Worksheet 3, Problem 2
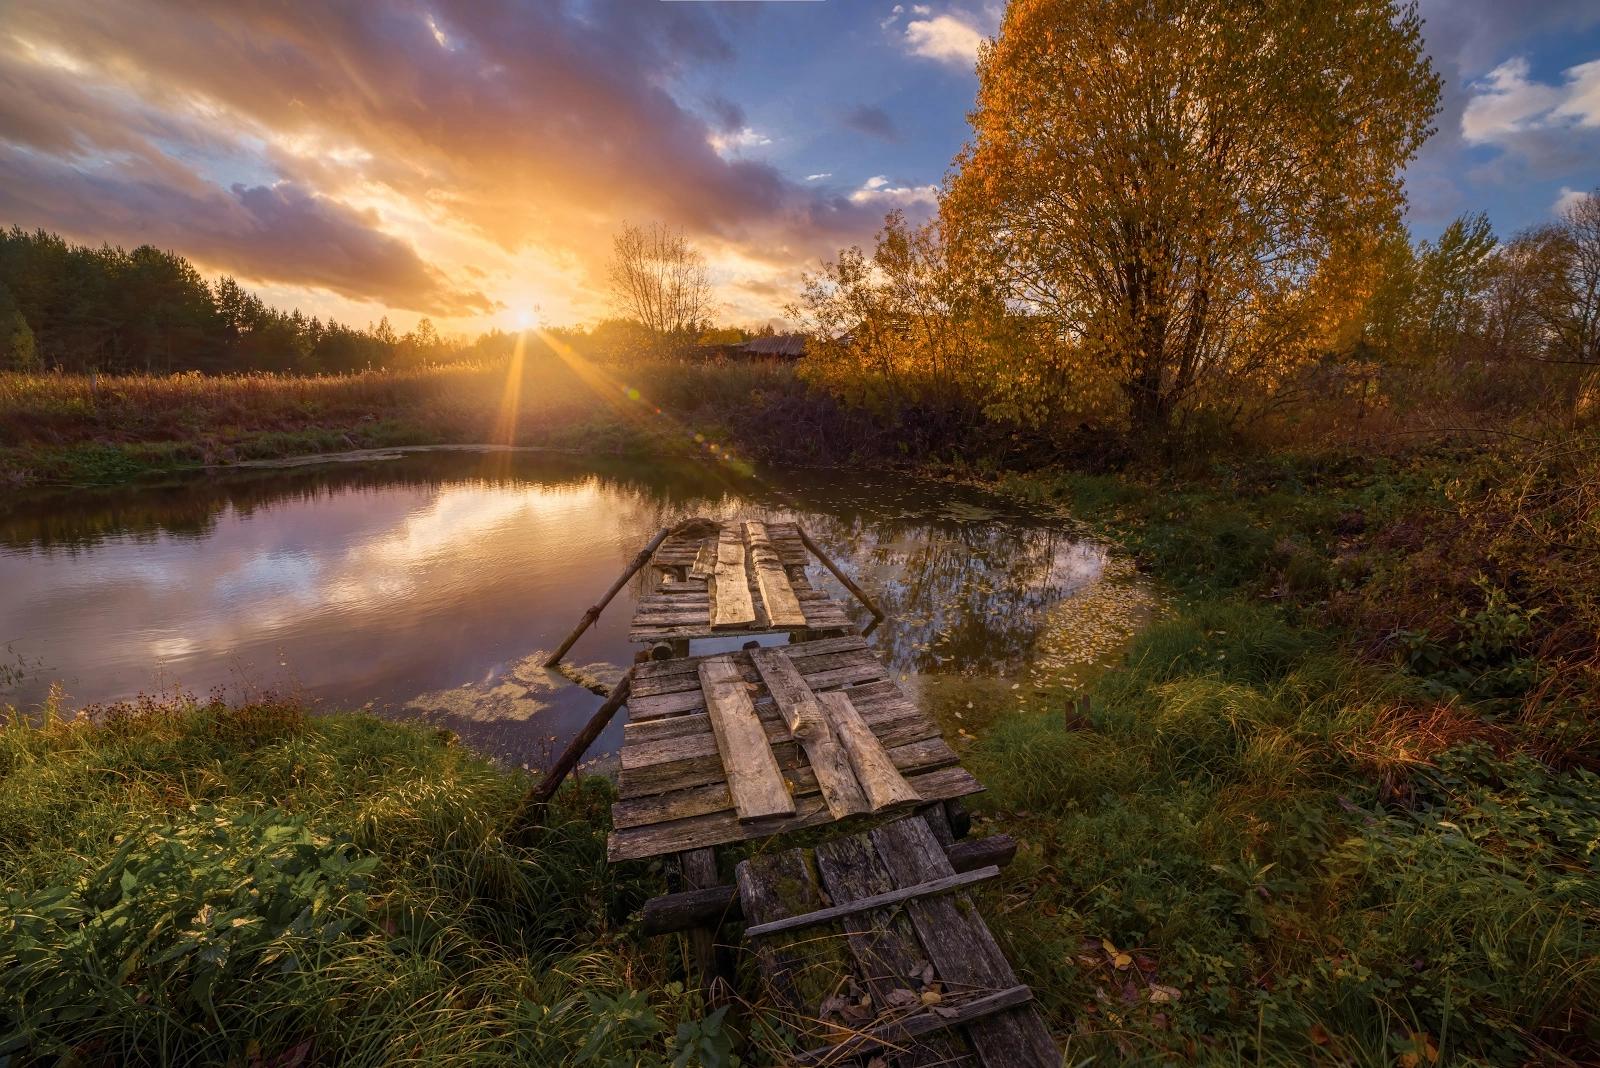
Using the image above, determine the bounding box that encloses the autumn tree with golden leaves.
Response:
[943,0,1442,434]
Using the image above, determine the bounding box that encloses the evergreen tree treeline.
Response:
[0,227,506,374]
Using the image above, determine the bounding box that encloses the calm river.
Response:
[0,452,1153,769]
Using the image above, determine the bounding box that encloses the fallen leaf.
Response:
[1113,952,1132,969]
[1148,984,1181,1003]
[920,989,943,1007]
[885,988,919,1008]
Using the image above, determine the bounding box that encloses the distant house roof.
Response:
[741,334,806,358]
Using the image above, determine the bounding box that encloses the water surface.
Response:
[0,453,1152,768]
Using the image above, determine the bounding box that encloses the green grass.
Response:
[961,443,1600,1065]
[0,697,742,1065]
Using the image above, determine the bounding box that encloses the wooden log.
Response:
[697,656,794,822]
[637,834,1018,935]
[710,528,756,628]
[816,689,922,812]
[520,670,633,811]
[795,986,1033,1066]
[744,866,1000,938]
[691,539,716,579]
[545,526,670,667]
[870,817,1059,1067]
[744,521,807,626]
[795,523,885,621]
[749,648,868,820]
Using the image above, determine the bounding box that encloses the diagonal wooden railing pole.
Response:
[795,525,885,621]
[519,668,634,819]
[543,526,670,668]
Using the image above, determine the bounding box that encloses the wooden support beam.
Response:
[638,834,1016,936]
[794,984,1035,1066]
[816,689,921,812]
[795,524,885,621]
[545,526,669,667]
[743,865,1000,939]
[744,521,806,626]
[519,670,634,814]
[749,648,868,820]
[698,656,794,822]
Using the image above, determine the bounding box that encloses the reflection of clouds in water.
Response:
[398,654,622,725]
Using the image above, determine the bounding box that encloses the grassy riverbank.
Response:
[3,366,1597,1063]
[0,359,926,488]
[967,444,1600,1064]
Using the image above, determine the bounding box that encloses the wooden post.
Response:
[520,669,633,812]
[680,847,732,1007]
[794,524,885,621]
[544,527,670,668]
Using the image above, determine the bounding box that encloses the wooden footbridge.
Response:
[535,518,1059,1067]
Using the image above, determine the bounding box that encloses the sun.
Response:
[514,308,540,331]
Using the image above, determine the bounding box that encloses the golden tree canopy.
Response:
[944,0,1442,431]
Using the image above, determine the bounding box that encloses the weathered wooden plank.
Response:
[697,656,793,822]
[612,734,955,828]
[710,528,755,628]
[628,659,886,720]
[735,849,842,1037]
[624,678,913,750]
[745,866,999,938]
[607,763,982,861]
[691,539,717,579]
[795,986,1029,1066]
[745,521,807,627]
[634,635,868,683]
[618,700,943,801]
[869,817,1058,1068]
[749,647,868,820]
[629,648,880,703]
[818,690,923,812]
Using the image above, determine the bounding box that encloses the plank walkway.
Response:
[737,813,1057,1067]
[610,637,979,862]
[630,520,854,643]
[588,517,1057,1064]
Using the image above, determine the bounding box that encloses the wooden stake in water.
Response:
[543,526,670,667]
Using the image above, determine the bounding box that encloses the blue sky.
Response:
[1,1,1597,330]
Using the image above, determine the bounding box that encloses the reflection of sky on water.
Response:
[0,453,1135,769]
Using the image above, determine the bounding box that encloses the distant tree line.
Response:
[0,227,511,374]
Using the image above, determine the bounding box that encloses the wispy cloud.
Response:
[1462,57,1600,142]
[848,174,937,207]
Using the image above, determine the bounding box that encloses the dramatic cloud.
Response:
[843,104,899,141]
[0,1,891,326]
[904,13,985,67]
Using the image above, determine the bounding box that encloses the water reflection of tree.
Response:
[798,513,1099,676]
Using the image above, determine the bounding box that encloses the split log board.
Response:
[697,656,793,822]
[710,528,756,629]
[743,521,806,626]
[748,646,869,819]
